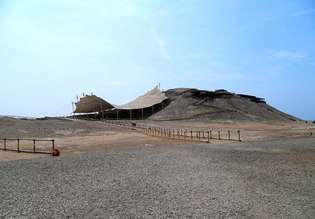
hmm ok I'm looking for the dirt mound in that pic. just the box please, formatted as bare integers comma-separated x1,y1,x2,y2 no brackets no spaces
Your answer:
150,88,299,122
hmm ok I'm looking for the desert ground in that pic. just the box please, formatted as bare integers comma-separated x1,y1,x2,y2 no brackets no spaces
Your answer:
0,117,314,161
0,117,314,218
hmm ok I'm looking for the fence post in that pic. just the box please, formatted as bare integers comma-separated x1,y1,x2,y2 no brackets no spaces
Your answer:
17,139,20,153
3,138,6,151
33,139,36,153
210,130,212,139
218,131,221,140
207,131,210,143
238,130,241,142
228,130,231,140
52,140,55,150
191,130,193,140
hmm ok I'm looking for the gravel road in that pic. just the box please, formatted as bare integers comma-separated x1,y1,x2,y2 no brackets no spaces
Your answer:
1,137,315,218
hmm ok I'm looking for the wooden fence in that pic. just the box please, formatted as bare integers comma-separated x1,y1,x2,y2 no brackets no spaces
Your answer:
104,120,241,143
0,138,56,155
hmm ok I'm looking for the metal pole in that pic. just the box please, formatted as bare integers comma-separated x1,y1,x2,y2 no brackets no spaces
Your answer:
218,131,221,140
4,138,6,151
71,102,75,117
228,130,231,140
100,103,104,121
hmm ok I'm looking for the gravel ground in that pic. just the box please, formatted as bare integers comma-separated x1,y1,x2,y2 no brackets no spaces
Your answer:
0,137,315,218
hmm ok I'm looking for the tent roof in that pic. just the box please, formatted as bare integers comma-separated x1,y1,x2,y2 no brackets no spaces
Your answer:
116,86,167,110
74,95,114,113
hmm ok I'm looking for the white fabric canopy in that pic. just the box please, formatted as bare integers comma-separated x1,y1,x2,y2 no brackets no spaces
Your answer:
116,86,167,110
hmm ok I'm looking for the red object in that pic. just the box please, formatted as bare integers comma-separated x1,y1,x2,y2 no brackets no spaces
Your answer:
52,149,60,156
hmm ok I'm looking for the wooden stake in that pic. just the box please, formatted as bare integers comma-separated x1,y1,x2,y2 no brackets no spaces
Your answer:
207,131,210,143
33,139,36,153
238,130,241,142
17,139,20,153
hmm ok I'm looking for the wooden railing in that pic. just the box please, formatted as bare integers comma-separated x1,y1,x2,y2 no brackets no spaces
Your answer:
104,120,242,143
0,138,56,155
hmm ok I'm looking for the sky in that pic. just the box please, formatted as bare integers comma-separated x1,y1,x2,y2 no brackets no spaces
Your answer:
0,0,314,119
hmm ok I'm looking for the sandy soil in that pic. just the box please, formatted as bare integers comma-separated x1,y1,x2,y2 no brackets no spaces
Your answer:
0,117,314,161
137,120,315,141
1,117,314,217
1,138,314,218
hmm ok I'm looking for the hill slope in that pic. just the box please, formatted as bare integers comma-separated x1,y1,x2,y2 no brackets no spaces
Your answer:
149,88,299,122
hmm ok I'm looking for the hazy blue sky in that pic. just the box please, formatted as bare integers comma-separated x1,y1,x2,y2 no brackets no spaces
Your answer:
0,0,314,119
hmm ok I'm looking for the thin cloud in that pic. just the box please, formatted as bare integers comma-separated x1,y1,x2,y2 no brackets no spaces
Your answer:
290,8,315,17
264,8,315,21
266,49,307,61
150,28,171,62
